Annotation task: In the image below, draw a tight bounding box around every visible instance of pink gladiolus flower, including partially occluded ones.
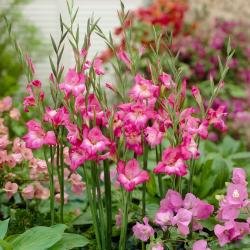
[69,147,89,171]
[3,182,18,199]
[93,58,104,75]
[160,189,183,212]
[144,122,163,148]
[191,86,202,105]
[44,107,69,126]
[23,120,57,149]
[117,159,150,192]
[60,68,85,97]
[207,105,227,132]
[132,217,154,242]
[172,208,192,236]
[81,127,110,155]
[129,74,159,100]
[22,184,35,200]
[193,240,211,250]
[181,136,200,160]
[31,80,42,87]
[159,72,176,89]
[65,122,81,146]
[153,147,187,176]
[117,49,131,68]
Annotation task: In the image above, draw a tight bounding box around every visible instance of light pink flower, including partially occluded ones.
[232,168,247,185]
[153,147,187,176]
[0,135,11,150]
[172,208,192,236]
[69,147,89,171]
[55,192,69,204]
[22,184,35,200]
[65,122,81,146]
[154,210,173,231]
[0,96,12,112]
[207,105,227,132]
[144,122,163,148]
[9,108,21,120]
[193,240,211,250]
[23,120,57,149]
[117,159,150,192]
[34,182,50,200]
[160,189,183,212]
[59,68,85,97]
[150,243,164,250]
[5,155,17,168]
[132,217,154,242]
[3,182,18,199]
[225,183,248,207]
[93,58,104,75]
[44,107,69,126]
[159,73,176,89]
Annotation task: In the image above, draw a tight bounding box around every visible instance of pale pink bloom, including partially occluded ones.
[160,190,183,212]
[117,49,131,68]
[60,68,85,97]
[80,48,87,57]
[55,192,69,204]
[23,85,36,112]
[181,136,200,160]
[9,108,21,120]
[3,182,18,199]
[23,120,57,149]
[115,209,122,229]
[172,208,192,236]
[70,173,85,195]
[129,74,159,100]
[0,135,11,149]
[144,122,163,148]
[0,96,12,112]
[12,138,26,153]
[150,243,164,250]
[154,210,173,231]
[191,86,202,105]
[153,147,187,176]
[193,240,211,250]
[0,150,7,164]
[25,54,35,74]
[125,125,143,155]
[93,58,104,75]
[132,217,154,242]
[117,159,150,192]
[36,159,47,173]
[44,107,69,126]
[11,153,23,164]
[34,182,50,200]
[217,203,240,222]
[22,184,35,200]
[21,148,33,160]
[6,155,17,168]
[159,73,176,89]
[65,122,81,145]
[81,127,110,155]
[63,147,71,166]
[232,168,247,185]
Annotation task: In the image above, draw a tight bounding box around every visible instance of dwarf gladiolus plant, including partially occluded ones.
[5,1,250,250]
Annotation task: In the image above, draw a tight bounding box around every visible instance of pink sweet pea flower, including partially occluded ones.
[150,243,164,250]
[160,189,183,212]
[23,120,57,149]
[0,135,11,150]
[22,184,35,200]
[129,74,159,100]
[93,58,104,75]
[132,217,154,242]
[154,210,173,231]
[232,168,247,185]
[81,127,110,155]
[117,49,131,68]
[153,147,187,176]
[9,108,21,120]
[117,159,150,192]
[172,208,192,236]
[3,182,18,199]
[225,183,248,207]
[193,240,211,250]
[59,68,85,97]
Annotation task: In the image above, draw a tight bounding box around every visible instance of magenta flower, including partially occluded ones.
[44,107,69,127]
[65,122,81,146]
[159,72,176,89]
[129,74,159,100]
[117,159,150,192]
[23,120,56,149]
[154,210,173,231]
[59,68,85,97]
[93,58,104,75]
[193,240,211,250]
[132,217,154,242]
[117,49,131,68]
[69,147,89,171]
[225,183,248,207]
[232,168,247,185]
[81,127,110,155]
[207,105,227,132]
[172,208,192,236]
[125,125,143,155]
[153,147,187,176]
[144,122,163,148]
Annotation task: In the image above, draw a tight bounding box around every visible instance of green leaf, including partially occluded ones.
[50,224,67,235]
[0,219,9,239]
[230,152,250,160]
[200,217,217,231]
[11,226,62,250]
[48,233,89,250]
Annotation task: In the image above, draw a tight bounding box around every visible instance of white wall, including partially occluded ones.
[19,0,144,82]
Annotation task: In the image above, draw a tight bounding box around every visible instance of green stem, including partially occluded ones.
[59,143,64,223]
[0,240,13,250]
[104,160,112,250]
[142,142,148,218]
[156,146,163,198]
[83,166,102,250]
[119,191,131,250]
